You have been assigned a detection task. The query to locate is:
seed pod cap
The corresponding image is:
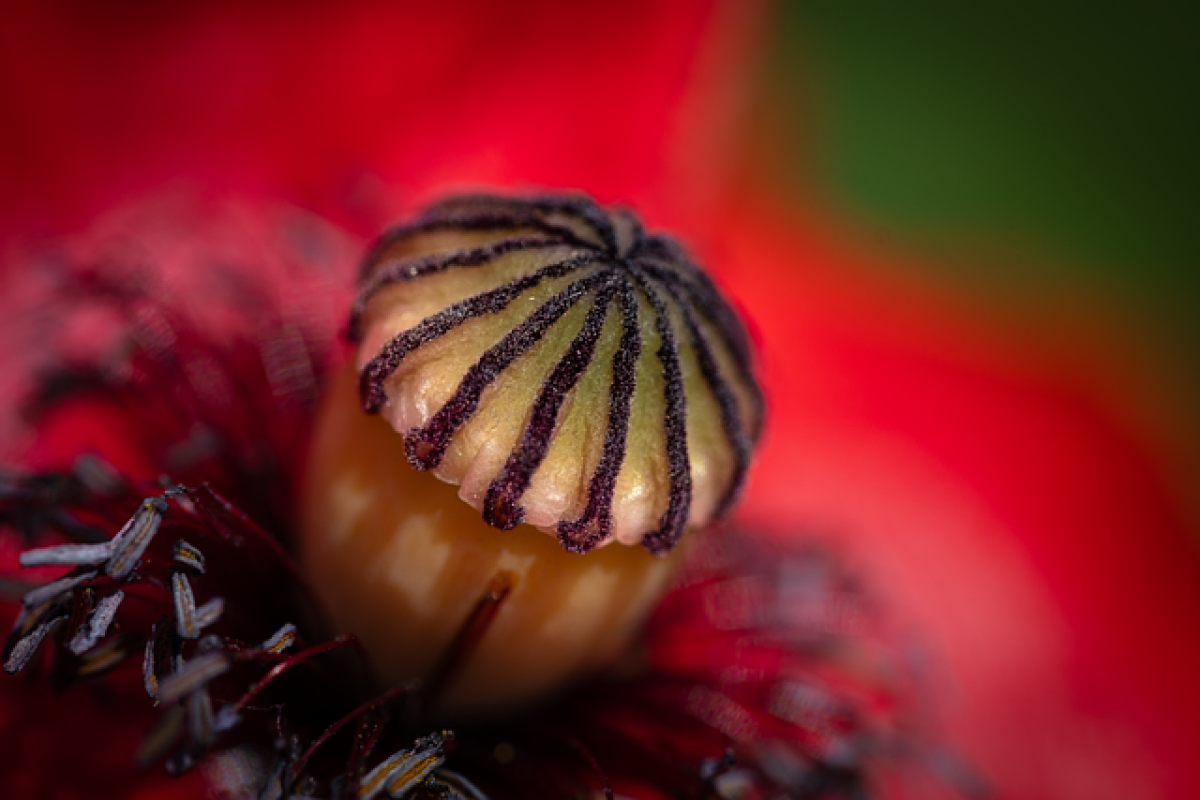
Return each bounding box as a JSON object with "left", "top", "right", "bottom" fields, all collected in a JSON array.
[{"left": 352, "top": 194, "right": 762, "bottom": 554}]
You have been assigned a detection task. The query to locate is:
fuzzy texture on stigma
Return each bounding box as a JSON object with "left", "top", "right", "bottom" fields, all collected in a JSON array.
[{"left": 352, "top": 194, "right": 763, "bottom": 555}]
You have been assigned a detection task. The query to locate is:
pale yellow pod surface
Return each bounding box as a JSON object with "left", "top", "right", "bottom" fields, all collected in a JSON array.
[
  {"left": 304, "top": 194, "right": 762, "bottom": 716},
  {"left": 300, "top": 363, "right": 681, "bottom": 718},
  {"left": 352, "top": 196, "right": 762, "bottom": 554}
]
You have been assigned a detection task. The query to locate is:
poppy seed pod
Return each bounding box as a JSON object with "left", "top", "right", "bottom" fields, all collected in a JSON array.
[{"left": 301, "top": 194, "right": 763, "bottom": 715}]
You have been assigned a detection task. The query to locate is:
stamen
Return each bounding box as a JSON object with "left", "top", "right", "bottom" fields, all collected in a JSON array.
[
  {"left": 171, "top": 539, "right": 206, "bottom": 572},
  {"left": 431, "top": 770, "right": 490, "bottom": 800},
  {"left": 67, "top": 589, "right": 124, "bottom": 655},
  {"left": 19, "top": 541, "right": 113, "bottom": 569},
  {"left": 340, "top": 706, "right": 387, "bottom": 798},
  {"left": 260, "top": 622, "right": 298, "bottom": 654},
  {"left": 3, "top": 613, "right": 66, "bottom": 674},
  {"left": 143, "top": 635, "right": 159, "bottom": 700},
  {"left": 137, "top": 705, "right": 187, "bottom": 770},
  {"left": 171, "top": 571, "right": 200, "bottom": 640},
  {"left": 229, "top": 634, "right": 358, "bottom": 713},
  {"left": 76, "top": 633, "right": 137, "bottom": 678},
  {"left": 187, "top": 687, "right": 216, "bottom": 749},
  {"left": 193, "top": 597, "right": 224, "bottom": 631},
  {"left": 287, "top": 684, "right": 412, "bottom": 790},
  {"left": 157, "top": 651, "right": 232, "bottom": 705},
  {"left": 107, "top": 497, "right": 168, "bottom": 578},
  {"left": 71, "top": 453, "right": 126, "bottom": 497},
  {"left": 359, "top": 731, "right": 453, "bottom": 800},
  {"left": 20, "top": 567, "right": 96, "bottom": 609}
]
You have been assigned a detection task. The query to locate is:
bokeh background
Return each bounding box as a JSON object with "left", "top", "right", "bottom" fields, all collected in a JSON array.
[
  {"left": 1, "top": 2, "right": 1197, "bottom": 799},
  {"left": 752, "top": 1, "right": 1199, "bottom": 508}
]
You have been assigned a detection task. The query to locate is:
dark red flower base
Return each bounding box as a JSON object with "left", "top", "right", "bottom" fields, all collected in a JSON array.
[{"left": 0, "top": 200, "right": 965, "bottom": 799}]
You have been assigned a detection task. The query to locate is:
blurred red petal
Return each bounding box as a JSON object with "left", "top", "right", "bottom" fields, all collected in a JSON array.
[
  {"left": 0, "top": 0, "right": 765, "bottom": 237},
  {"left": 713, "top": 197, "right": 1200, "bottom": 800}
]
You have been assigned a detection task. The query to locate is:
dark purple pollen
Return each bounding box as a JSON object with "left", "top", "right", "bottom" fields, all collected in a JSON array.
[{"left": 483, "top": 278, "right": 619, "bottom": 531}]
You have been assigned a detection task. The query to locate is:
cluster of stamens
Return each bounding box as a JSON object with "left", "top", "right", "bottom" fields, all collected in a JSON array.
[
  {"left": 1, "top": 471, "right": 465, "bottom": 797},
  {"left": 352, "top": 194, "right": 762, "bottom": 554}
]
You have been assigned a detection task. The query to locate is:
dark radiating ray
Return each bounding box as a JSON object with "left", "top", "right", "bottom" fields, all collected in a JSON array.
[
  {"left": 557, "top": 277, "right": 640, "bottom": 553},
  {"left": 637, "top": 240, "right": 756, "bottom": 366},
  {"left": 637, "top": 252, "right": 755, "bottom": 370},
  {"left": 402, "top": 271, "right": 613, "bottom": 471},
  {"left": 610, "top": 209, "right": 645, "bottom": 260},
  {"left": 358, "top": 253, "right": 598, "bottom": 413},
  {"left": 653, "top": 276, "right": 751, "bottom": 520},
  {"left": 483, "top": 278, "right": 618, "bottom": 531},
  {"left": 627, "top": 271, "right": 692, "bottom": 555},
  {"left": 432, "top": 193, "right": 617, "bottom": 253},
  {"left": 348, "top": 235, "right": 568, "bottom": 341},
  {"left": 636, "top": 257, "right": 763, "bottom": 442},
  {"left": 359, "top": 211, "right": 593, "bottom": 279},
  {"left": 636, "top": 233, "right": 686, "bottom": 264},
  {"left": 525, "top": 195, "right": 618, "bottom": 254}
]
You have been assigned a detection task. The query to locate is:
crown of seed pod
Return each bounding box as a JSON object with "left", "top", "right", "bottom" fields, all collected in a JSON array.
[{"left": 350, "top": 194, "right": 763, "bottom": 554}]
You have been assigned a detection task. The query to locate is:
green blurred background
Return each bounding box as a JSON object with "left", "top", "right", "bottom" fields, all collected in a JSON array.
[
  {"left": 756, "top": 0, "right": 1198, "bottom": 489},
  {"left": 768, "top": 0, "right": 1196, "bottom": 304}
]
